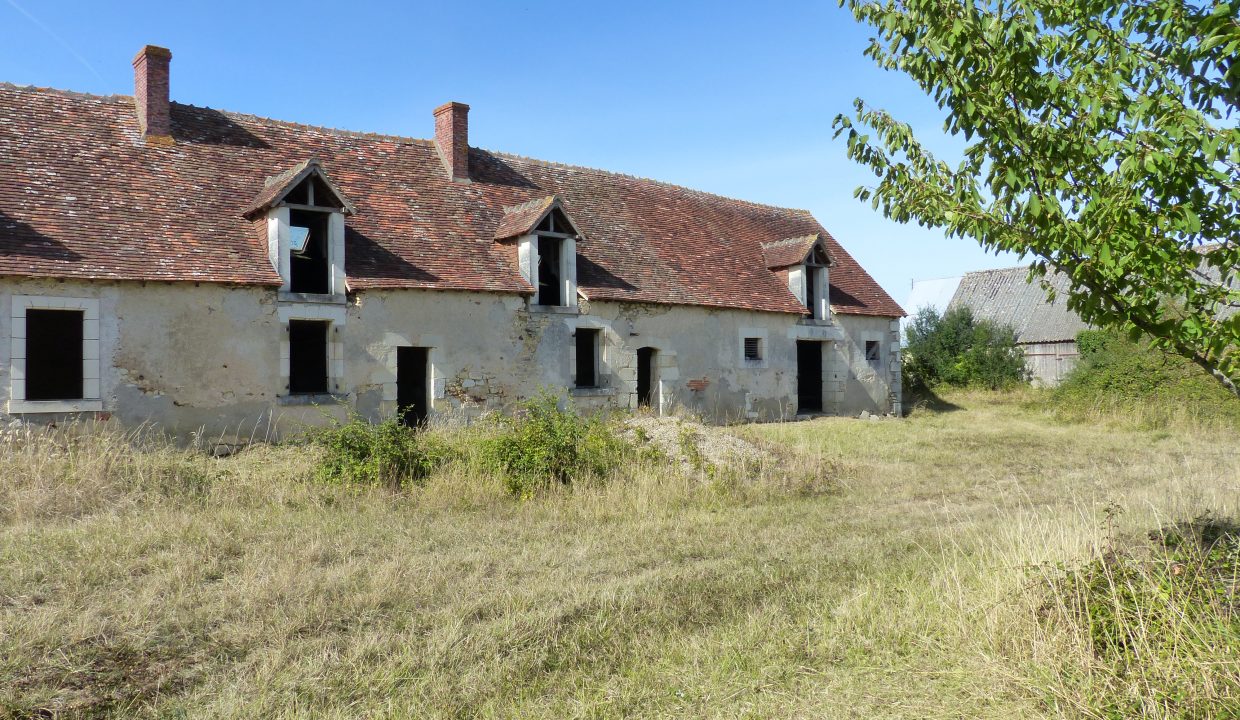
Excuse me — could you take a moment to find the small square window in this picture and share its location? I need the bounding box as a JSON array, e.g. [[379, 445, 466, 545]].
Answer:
[[865, 340, 881, 366], [743, 337, 763, 361]]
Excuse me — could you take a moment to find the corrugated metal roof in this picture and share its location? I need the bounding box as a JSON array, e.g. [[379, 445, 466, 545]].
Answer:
[[948, 266, 1089, 344]]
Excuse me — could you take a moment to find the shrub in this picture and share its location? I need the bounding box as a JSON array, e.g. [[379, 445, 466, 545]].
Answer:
[[903, 306, 1027, 391], [1050, 329, 1240, 427], [312, 415, 448, 489], [481, 392, 628, 498], [1045, 513, 1240, 717]]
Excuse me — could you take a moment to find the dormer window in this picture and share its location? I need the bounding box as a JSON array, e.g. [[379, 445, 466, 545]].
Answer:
[[493, 196, 585, 310], [804, 245, 830, 321], [244, 158, 356, 300], [761, 234, 833, 323], [535, 210, 573, 306]]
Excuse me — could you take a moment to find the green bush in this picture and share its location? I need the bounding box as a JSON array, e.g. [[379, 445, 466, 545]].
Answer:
[[482, 392, 628, 498], [1048, 513, 1240, 717], [903, 306, 1028, 391], [312, 415, 449, 488], [1051, 329, 1240, 427]]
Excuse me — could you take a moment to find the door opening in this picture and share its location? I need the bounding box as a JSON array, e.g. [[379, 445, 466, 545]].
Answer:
[[636, 347, 657, 410], [396, 346, 430, 427], [797, 340, 823, 413]]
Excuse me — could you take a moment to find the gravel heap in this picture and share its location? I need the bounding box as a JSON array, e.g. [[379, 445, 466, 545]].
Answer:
[[621, 414, 773, 472]]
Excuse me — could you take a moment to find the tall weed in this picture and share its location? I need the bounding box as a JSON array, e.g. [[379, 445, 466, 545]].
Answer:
[[480, 392, 629, 498], [311, 415, 451, 489]]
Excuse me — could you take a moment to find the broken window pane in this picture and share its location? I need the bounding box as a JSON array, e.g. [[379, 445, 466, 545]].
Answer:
[[289, 225, 311, 254], [744, 337, 762, 361]]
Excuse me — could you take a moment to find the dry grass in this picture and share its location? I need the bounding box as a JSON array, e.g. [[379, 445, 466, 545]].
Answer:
[[1, 393, 1236, 718]]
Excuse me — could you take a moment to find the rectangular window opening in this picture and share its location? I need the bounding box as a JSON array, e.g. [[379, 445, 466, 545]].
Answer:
[[743, 337, 763, 361], [25, 309, 85, 401], [865, 340, 881, 366], [537, 236, 563, 306], [289, 320, 330, 395], [575, 328, 600, 388], [289, 209, 331, 294]]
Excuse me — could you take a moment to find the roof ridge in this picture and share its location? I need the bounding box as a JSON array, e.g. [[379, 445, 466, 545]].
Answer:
[[761, 233, 819, 249], [485, 148, 815, 216], [0, 81, 131, 104], [2, 82, 818, 217], [204, 105, 435, 146], [961, 265, 1035, 277]]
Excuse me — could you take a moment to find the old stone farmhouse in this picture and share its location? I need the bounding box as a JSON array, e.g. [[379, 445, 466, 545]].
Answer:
[[0, 46, 904, 436]]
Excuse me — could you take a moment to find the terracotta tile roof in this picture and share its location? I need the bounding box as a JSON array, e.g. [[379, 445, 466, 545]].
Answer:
[[0, 83, 904, 316], [493, 195, 559, 240], [762, 234, 824, 269]]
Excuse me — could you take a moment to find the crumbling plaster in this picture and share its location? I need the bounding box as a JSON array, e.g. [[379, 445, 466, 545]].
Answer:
[[0, 279, 901, 437]]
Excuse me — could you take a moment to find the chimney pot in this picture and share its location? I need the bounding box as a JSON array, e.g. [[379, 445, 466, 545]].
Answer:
[[433, 101, 470, 182], [133, 45, 172, 143]]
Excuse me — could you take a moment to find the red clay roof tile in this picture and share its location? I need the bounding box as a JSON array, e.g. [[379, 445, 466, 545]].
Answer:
[[0, 84, 904, 317]]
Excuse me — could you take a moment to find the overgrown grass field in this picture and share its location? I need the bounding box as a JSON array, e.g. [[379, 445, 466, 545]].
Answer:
[[1, 394, 1237, 718]]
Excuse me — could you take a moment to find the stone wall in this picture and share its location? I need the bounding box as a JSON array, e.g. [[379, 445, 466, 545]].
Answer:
[[1, 279, 902, 437]]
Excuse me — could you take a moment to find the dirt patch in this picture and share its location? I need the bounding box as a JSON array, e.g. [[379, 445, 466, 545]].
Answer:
[[621, 415, 773, 473]]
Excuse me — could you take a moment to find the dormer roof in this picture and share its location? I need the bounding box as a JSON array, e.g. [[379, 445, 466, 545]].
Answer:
[[242, 158, 357, 219], [493, 195, 585, 241], [761, 234, 832, 270]]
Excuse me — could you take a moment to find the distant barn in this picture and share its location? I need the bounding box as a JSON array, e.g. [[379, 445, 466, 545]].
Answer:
[[947, 267, 1089, 386]]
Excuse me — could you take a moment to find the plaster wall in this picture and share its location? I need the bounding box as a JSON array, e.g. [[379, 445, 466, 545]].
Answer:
[[1, 279, 902, 436]]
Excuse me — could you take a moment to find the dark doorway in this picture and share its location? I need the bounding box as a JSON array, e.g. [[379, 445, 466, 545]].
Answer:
[[25, 309, 84, 401], [396, 346, 430, 427], [636, 347, 656, 409], [797, 340, 822, 413], [289, 320, 329, 395]]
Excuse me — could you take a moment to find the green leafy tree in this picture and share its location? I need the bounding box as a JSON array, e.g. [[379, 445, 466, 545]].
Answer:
[[904, 306, 1028, 389], [834, 0, 1240, 395]]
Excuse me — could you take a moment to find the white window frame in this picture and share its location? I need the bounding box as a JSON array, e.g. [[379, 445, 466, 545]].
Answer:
[[268, 205, 347, 300], [9, 295, 102, 413], [518, 213, 579, 310], [277, 305, 346, 398]]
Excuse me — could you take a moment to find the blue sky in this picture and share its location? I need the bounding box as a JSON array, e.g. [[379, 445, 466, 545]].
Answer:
[[1, 0, 1020, 304]]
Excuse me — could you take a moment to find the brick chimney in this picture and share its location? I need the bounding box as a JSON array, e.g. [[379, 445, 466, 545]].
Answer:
[[433, 101, 470, 182], [132, 45, 172, 144]]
